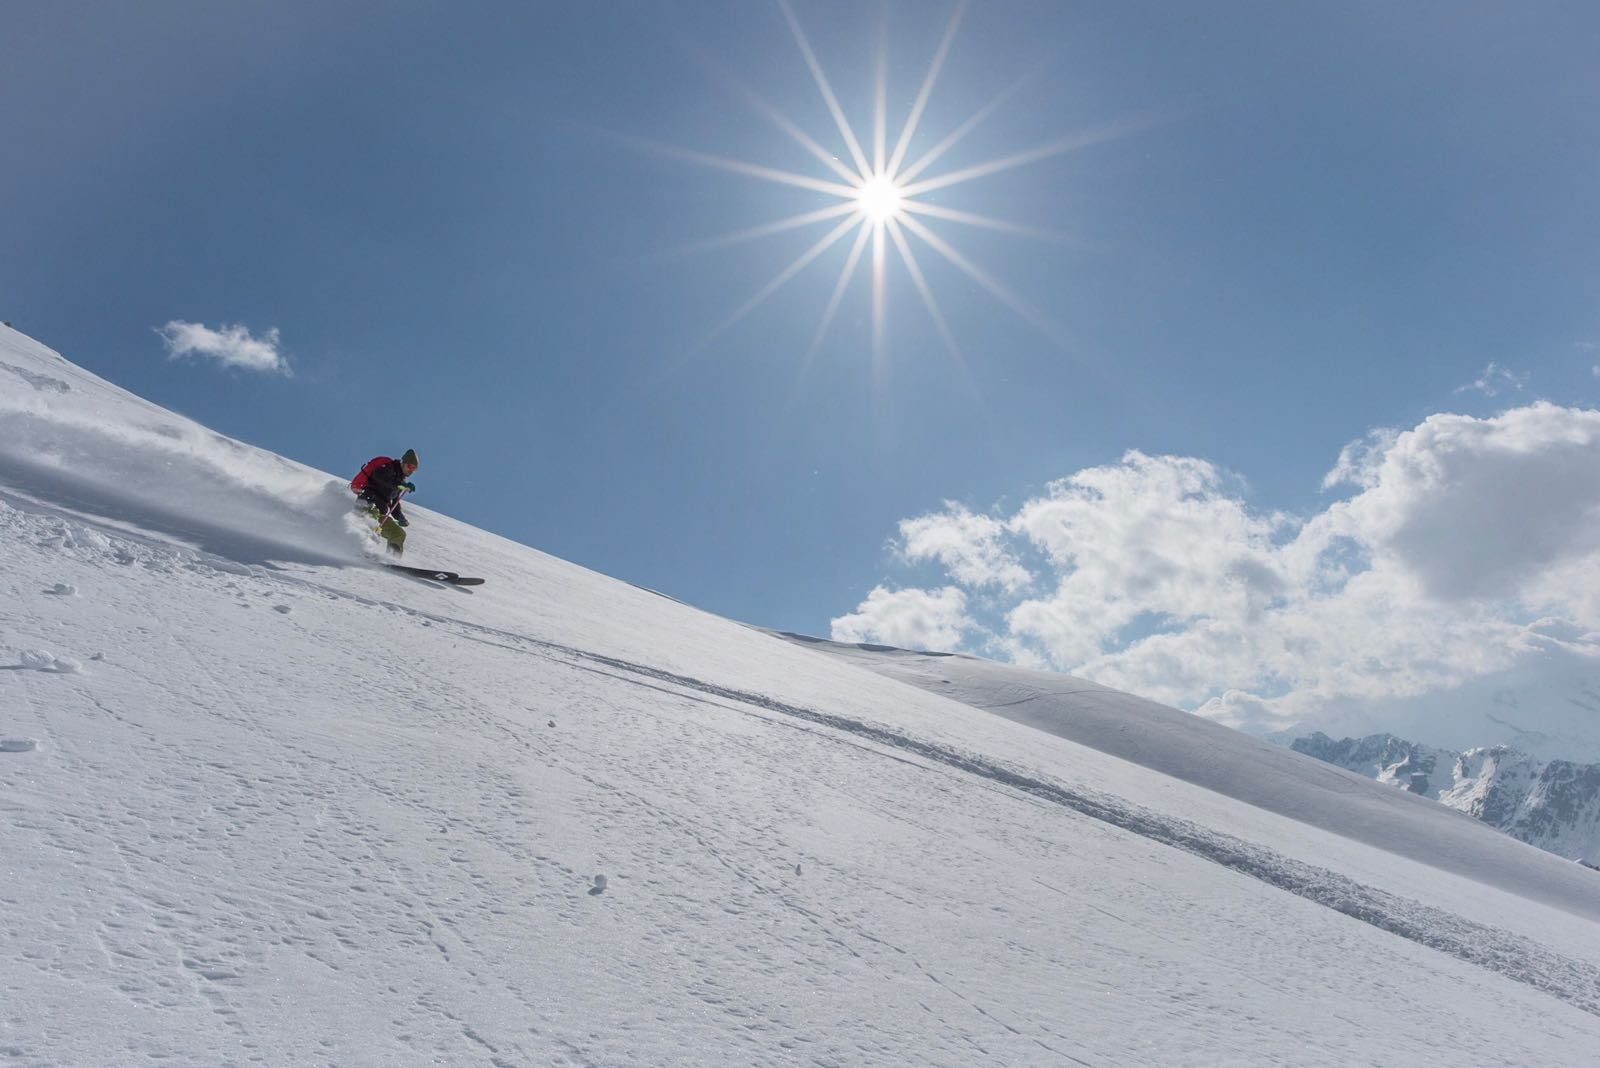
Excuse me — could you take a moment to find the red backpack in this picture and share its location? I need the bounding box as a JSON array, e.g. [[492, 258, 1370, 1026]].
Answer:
[[350, 456, 392, 494]]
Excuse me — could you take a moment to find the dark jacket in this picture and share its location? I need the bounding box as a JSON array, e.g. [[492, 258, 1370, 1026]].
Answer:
[[353, 456, 410, 523]]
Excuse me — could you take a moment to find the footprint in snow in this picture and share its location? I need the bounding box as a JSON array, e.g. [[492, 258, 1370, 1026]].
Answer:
[[272, 605, 292, 614], [11, 651, 82, 674], [588, 875, 608, 896], [44, 583, 77, 596], [0, 739, 39, 754]]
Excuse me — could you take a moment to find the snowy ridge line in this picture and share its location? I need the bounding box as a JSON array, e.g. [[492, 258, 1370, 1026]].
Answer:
[[399, 609, 1600, 1018]]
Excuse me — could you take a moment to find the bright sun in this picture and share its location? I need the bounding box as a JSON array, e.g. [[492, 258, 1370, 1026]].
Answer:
[[855, 174, 905, 223], [645, 0, 1139, 359]]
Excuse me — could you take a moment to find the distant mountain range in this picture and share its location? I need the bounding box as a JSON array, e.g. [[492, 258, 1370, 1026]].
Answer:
[[1292, 732, 1600, 867]]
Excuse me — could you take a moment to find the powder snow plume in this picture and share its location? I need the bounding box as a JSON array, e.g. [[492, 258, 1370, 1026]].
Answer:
[[0, 328, 371, 565]]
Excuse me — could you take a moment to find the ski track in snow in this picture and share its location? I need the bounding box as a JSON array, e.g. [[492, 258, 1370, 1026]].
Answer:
[[6, 468, 1600, 1061], [16, 483, 1586, 1023], [373, 608, 1600, 1021], [6, 492, 1100, 1064]]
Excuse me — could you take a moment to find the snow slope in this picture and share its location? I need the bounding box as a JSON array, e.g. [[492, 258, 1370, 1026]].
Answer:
[[4, 324, 1600, 1065], [775, 638, 1600, 916]]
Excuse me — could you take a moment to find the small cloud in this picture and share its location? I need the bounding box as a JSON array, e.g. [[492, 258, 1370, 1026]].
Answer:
[[1454, 361, 1526, 398], [898, 504, 1033, 593], [1194, 689, 1296, 732], [830, 585, 976, 652], [156, 320, 288, 375]]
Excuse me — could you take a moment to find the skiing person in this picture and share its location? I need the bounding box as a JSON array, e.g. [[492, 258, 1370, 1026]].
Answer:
[[350, 448, 419, 555]]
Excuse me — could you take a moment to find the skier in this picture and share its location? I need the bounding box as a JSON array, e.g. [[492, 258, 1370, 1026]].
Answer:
[[350, 448, 419, 555]]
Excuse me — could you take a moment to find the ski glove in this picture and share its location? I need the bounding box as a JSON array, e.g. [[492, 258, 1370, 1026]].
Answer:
[[401, 481, 417, 493]]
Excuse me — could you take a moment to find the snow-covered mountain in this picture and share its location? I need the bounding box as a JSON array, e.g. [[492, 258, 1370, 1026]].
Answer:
[[1290, 732, 1459, 794], [1293, 731, 1600, 865], [5, 322, 1600, 1065]]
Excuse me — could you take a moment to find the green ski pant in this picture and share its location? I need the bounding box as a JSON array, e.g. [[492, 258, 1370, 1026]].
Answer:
[[364, 505, 407, 554]]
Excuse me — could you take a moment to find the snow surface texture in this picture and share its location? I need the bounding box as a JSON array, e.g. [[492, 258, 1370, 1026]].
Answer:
[[4, 322, 1600, 1065]]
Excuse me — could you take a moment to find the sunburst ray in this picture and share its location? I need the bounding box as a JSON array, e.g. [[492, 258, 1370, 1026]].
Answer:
[[873, 23, 888, 177], [898, 213, 1064, 344], [707, 214, 863, 344], [731, 80, 865, 187], [671, 201, 861, 256], [898, 200, 1063, 241], [808, 221, 875, 357], [886, 1, 966, 179], [871, 222, 888, 361], [901, 113, 1163, 198], [887, 218, 961, 360], [679, 41, 864, 187], [617, 132, 858, 198], [778, 0, 872, 179], [896, 75, 1028, 186]]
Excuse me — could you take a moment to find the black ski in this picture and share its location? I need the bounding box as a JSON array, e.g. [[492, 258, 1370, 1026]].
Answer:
[[385, 564, 485, 586]]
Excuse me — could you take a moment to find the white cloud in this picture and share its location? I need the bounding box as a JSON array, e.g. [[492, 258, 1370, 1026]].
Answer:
[[829, 585, 976, 652], [1322, 403, 1600, 602], [1454, 361, 1527, 397], [156, 321, 288, 375], [839, 404, 1600, 756], [1002, 451, 1292, 665], [898, 504, 1032, 593]]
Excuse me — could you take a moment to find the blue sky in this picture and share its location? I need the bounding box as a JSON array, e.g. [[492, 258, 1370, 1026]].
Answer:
[[6, 1, 1600, 743]]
